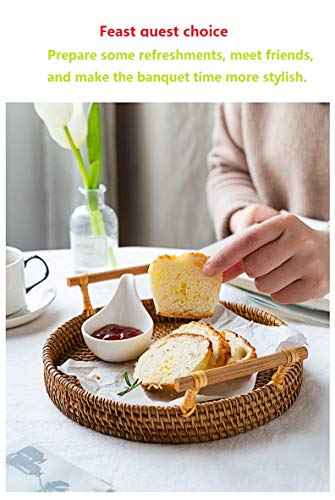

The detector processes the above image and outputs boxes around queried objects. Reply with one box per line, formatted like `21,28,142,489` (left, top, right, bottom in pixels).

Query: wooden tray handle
176,346,308,418
67,264,150,287
67,264,150,315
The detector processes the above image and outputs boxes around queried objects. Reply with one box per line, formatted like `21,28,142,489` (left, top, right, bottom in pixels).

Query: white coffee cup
6,246,49,316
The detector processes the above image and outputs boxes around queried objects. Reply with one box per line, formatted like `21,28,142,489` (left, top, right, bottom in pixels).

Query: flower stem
108,247,117,268
63,125,89,188
64,125,117,269
89,206,105,235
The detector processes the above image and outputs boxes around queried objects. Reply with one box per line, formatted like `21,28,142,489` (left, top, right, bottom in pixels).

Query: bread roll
148,252,221,318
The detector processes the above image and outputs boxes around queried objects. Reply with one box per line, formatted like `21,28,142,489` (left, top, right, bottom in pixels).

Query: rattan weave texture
43,299,303,444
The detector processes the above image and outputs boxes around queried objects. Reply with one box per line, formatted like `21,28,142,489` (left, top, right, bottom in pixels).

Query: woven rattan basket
43,299,304,444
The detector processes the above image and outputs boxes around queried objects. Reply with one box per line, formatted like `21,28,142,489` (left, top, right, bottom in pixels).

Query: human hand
204,213,329,304
230,203,279,233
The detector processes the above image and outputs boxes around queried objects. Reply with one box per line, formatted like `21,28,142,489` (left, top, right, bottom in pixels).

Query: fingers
221,260,245,282
254,232,329,301
271,279,315,304
253,205,280,223
243,235,294,278
204,212,328,303
203,215,286,277
254,256,301,294
230,204,279,233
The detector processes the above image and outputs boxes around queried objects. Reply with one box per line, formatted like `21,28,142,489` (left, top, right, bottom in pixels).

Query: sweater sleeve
206,103,260,239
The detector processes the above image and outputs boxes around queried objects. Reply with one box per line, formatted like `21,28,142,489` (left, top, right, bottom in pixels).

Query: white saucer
6,281,57,329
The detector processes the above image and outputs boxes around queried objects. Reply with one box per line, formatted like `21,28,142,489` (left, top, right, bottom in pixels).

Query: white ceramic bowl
82,274,153,362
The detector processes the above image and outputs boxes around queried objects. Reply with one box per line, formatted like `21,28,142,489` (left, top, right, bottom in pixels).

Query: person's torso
240,103,329,220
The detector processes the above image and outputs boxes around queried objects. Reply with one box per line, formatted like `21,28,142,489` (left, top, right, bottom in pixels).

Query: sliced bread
221,330,256,364
172,321,231,368
148,252,222,319
134,333,212,392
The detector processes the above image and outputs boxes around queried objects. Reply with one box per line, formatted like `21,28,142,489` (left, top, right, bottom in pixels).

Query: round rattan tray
43,299,303,444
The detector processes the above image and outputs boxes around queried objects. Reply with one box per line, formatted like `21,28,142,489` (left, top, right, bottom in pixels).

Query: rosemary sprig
117,372,142,396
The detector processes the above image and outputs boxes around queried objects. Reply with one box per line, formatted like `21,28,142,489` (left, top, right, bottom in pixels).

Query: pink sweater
206,103,329,238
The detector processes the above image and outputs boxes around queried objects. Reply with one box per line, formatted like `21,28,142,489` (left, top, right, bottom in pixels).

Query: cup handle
24,255,50,293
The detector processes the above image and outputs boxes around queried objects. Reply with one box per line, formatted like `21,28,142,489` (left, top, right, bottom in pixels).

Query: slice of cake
148,252,222,318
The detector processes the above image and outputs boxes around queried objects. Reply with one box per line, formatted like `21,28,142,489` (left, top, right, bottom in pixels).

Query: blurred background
6,103,216,251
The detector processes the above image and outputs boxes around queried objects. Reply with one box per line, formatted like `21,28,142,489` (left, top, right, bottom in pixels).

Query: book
6,433,113,492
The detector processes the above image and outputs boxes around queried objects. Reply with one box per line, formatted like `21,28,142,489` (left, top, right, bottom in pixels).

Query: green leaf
124,372,131,387
117,388,130,397
87,103,103,188
88,160,101,190
117,373,142,396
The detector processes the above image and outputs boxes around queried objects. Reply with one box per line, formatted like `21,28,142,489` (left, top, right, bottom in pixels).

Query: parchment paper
59,304,307,407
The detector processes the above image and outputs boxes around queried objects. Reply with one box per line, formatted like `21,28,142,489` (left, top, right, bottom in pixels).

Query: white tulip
34,103,74,127
37,103,88,150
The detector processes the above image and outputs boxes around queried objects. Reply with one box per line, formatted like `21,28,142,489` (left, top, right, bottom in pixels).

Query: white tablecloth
6,248,330,492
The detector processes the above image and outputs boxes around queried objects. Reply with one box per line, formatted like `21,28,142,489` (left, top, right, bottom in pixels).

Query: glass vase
69,184,118,273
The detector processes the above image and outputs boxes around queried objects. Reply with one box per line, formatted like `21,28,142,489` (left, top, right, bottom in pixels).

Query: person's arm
206,103,260,239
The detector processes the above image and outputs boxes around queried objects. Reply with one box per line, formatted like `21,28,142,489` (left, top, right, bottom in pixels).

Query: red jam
91,323,143,341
